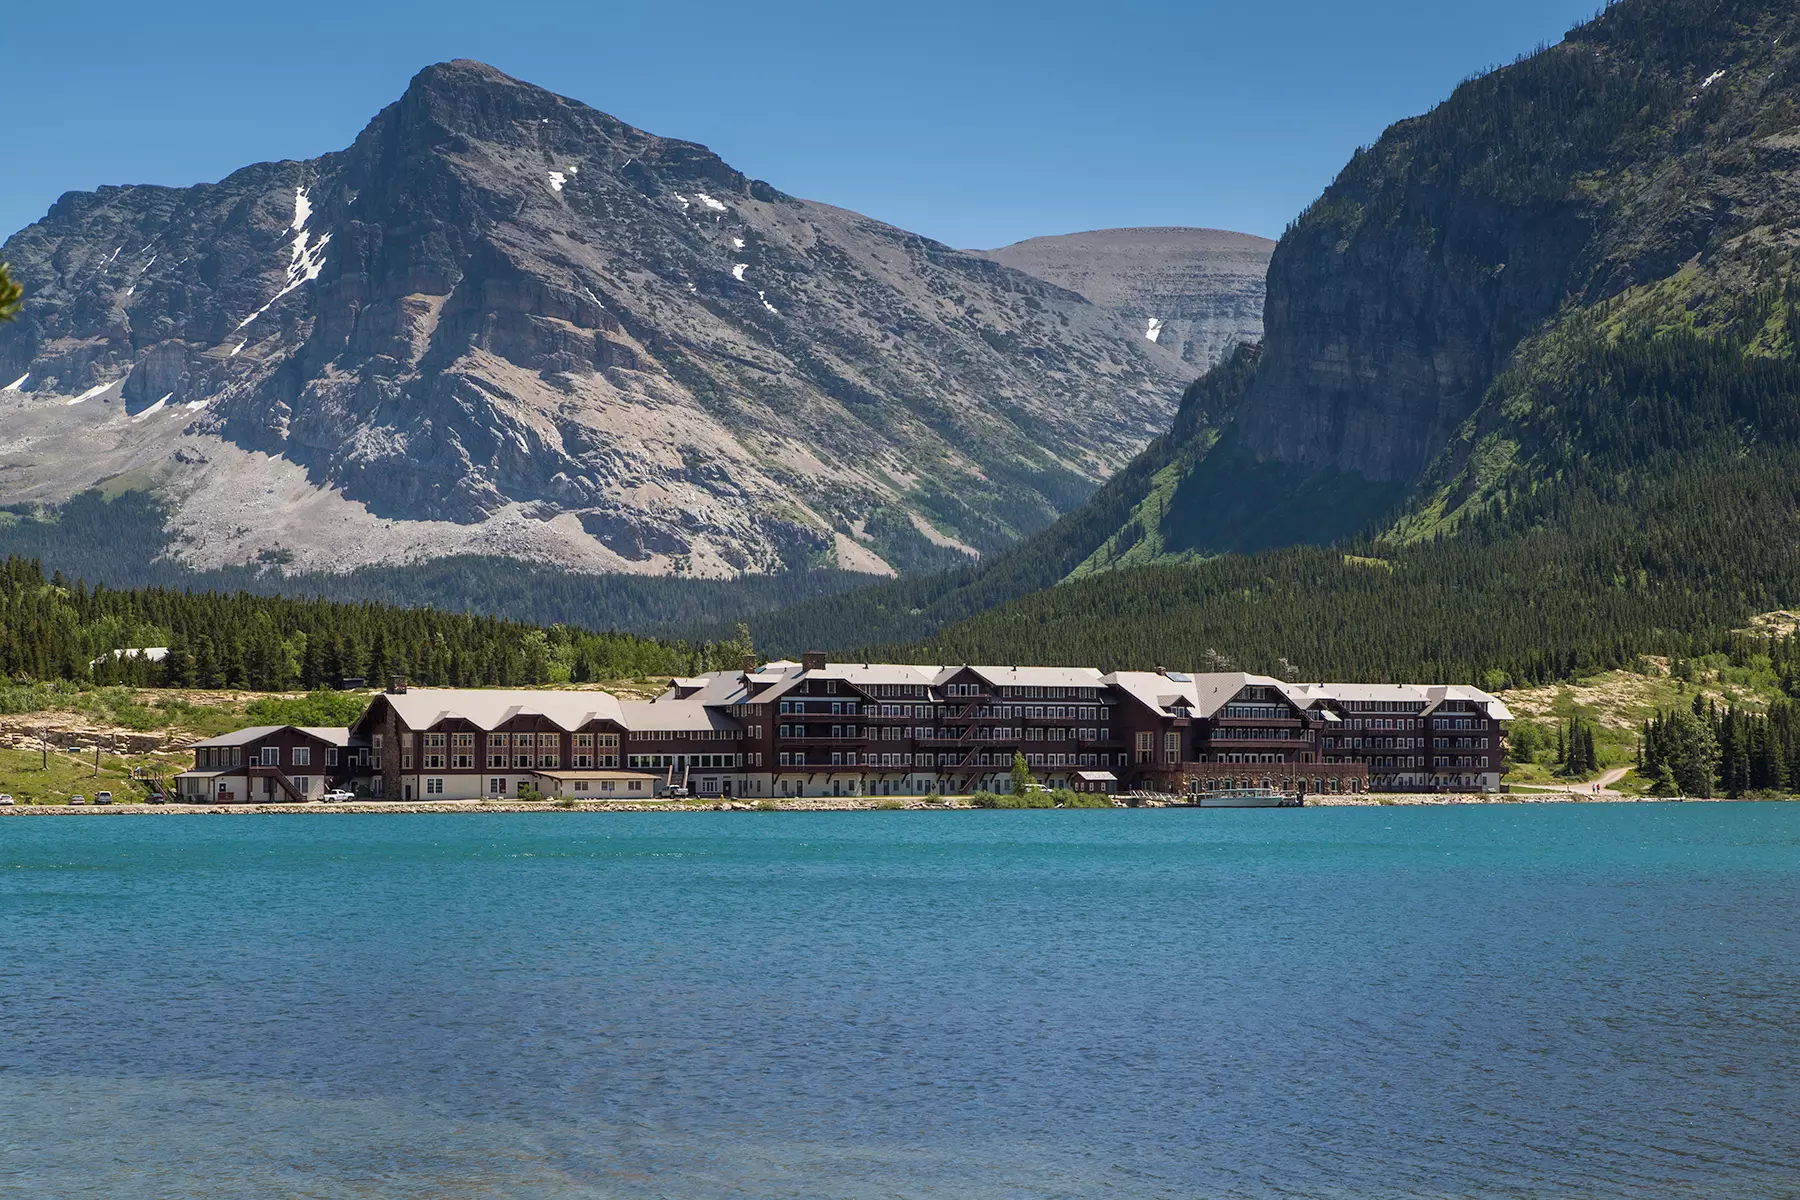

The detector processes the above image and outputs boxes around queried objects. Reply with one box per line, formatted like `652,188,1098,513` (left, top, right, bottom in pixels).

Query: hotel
176,653,1512,802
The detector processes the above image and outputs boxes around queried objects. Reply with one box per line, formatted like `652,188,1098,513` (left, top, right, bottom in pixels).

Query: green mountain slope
745,0,1800,677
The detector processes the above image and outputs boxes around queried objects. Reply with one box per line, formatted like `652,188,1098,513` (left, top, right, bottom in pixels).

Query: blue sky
4,0,1601,249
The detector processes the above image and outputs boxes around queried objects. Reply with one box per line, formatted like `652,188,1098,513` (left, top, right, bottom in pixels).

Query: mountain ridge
734,0,1800,682
0,60,1266,586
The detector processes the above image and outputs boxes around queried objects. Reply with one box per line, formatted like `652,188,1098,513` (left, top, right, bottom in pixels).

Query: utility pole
94,737,102,778
37,727,47,770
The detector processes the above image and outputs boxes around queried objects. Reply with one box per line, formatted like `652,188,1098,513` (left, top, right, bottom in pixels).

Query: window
490,777,506,795
292,776,311,795
325,748,338,766
574,781,589,793
291,747,311,767
260,746,279,766
1164,731,1180,762
453,733,475,750
514,754,534,769
425,777,444,795
424,733,446,749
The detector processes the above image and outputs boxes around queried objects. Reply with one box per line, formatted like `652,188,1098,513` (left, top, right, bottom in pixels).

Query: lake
2,803,1797,1198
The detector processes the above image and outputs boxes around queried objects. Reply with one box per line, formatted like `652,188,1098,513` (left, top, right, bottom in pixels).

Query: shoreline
0,792,1745,815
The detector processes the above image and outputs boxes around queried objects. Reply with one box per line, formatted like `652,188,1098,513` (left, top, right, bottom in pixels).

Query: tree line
1641,694,1800,798
0,556,752,691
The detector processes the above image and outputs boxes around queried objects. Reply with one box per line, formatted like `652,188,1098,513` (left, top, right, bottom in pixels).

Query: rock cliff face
1230,0,1800,488
979,228,1271,373
1078,0,1800,561
0,61,1195,577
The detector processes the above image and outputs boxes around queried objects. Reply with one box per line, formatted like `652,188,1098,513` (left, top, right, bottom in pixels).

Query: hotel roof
372,689,627,732
189,725,353,748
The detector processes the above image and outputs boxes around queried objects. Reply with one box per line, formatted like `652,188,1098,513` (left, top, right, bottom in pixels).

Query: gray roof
376,688,627,732
617,698,742,733
1283,682,1514,721
190,726,286,748
1105,671,1292,719
191,725,354,749
956,665,1106,690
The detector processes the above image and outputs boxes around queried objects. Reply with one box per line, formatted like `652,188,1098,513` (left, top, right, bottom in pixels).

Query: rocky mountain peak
0,64,1260,583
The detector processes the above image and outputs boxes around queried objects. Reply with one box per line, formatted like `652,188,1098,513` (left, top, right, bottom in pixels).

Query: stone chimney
387,674,409,695
741,655,757,675
801,650,828,672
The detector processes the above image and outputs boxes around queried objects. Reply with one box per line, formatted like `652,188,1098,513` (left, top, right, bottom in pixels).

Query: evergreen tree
1010,752,1035,797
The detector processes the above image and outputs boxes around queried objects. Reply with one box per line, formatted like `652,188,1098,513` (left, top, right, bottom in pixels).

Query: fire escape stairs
249,764,306,803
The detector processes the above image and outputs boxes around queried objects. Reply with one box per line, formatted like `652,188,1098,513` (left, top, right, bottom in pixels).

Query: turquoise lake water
2,803,1797,1198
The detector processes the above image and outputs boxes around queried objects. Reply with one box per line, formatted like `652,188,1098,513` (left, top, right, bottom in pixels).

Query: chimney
387,674,409,695
801,650,828,672
741,655,757,675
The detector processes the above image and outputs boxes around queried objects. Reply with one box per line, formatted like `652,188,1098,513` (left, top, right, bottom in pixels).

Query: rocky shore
0,791,1716,815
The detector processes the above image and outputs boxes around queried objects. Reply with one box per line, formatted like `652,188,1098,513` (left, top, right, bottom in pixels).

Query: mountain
741,0,1800,684
0,61,1203,583
977,228,1272,371
1089,0,1800,563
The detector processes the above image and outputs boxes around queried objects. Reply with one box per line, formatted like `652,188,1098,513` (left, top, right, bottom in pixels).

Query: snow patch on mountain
233,186,330,332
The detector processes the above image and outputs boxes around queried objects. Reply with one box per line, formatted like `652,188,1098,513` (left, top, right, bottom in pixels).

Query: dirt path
1593,766,1631,796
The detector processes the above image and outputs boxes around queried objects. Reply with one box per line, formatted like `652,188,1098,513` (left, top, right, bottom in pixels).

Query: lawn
0,744,189,805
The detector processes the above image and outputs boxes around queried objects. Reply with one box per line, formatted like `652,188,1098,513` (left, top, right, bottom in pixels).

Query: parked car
321,790,356,803
94,791,114,805
665,785,691,799
67,794,87,805
146,792,167,805
0,794,14,806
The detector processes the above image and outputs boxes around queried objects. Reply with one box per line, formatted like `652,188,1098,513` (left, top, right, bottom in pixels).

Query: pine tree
1010,752,1035,797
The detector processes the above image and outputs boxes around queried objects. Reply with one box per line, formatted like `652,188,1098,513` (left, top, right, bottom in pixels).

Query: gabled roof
1105,671,1292,719
617,698,742,733
190,725,354,748
190,726,287,748
1283,682,1513,721
372,689,627,732
956,665,1107,690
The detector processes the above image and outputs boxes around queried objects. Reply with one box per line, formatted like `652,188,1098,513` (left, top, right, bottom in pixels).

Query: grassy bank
1500,652,1793,794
